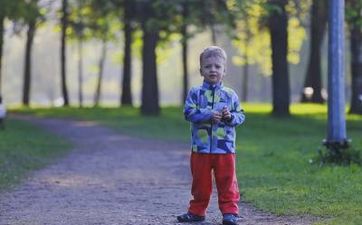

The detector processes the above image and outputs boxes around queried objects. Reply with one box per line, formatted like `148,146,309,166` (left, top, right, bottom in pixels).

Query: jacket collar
202,81,223,90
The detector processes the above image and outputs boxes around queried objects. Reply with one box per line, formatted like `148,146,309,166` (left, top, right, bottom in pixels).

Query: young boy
177,46,245,225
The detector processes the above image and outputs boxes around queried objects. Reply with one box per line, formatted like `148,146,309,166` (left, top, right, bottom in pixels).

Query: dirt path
0,116,318,225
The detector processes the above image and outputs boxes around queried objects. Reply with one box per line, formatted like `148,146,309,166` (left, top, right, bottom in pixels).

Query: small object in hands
222,106,232,122
212,111,222,124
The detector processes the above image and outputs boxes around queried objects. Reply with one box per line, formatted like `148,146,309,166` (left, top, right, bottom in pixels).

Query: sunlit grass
0,119,70,190
11,103,362,224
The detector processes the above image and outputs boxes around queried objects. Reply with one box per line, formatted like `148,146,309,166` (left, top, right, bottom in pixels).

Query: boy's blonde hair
199,46,227,67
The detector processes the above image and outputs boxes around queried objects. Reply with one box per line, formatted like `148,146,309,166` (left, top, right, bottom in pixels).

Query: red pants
188,153,240,216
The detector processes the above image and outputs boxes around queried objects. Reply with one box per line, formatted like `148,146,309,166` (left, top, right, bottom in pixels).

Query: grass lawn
12,103,362,225
0,119,70,191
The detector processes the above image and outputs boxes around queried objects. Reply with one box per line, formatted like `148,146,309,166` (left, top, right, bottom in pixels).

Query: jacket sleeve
225,92,245,127
183,88,213,123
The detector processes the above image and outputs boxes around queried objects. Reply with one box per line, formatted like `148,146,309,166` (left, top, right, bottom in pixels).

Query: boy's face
200,56,226,85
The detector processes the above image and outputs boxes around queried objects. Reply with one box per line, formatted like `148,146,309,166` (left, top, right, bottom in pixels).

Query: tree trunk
0,16,4,100
210,24,217,45
242,17,251,102
181,1,189,103
140,2,160,116
268,0,290,116
301,0,327,103
22,20,36,106
121,0,133,106
94,39,107,107
61,0,69,106
77,38,83,107
141,29,160,115
181,30,189,104
349,24,362,114
242,62,249,102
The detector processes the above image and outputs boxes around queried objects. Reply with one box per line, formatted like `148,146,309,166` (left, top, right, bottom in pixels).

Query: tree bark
210,24,217,45
121,0,133,106
242,17,251,102
140,2,160,116
77,38,83,108
61,0,69,106
141,29,160,115
0,16,4,100
22,20,36,106
181,29,189,104
268,0,290,116
94,39,107,107
301,0,327,103
349,24,362,114
181,1,189,103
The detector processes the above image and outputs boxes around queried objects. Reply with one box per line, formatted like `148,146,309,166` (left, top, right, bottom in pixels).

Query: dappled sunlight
348,114,362,121
243,103,272,114
243,103,329,116
290,104,327,115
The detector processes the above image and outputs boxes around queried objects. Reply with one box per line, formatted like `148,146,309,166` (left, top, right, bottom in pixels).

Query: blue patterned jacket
184,81,245,154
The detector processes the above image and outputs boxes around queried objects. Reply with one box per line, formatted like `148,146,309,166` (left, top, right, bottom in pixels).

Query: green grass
0,119,71,190
11,104,362,225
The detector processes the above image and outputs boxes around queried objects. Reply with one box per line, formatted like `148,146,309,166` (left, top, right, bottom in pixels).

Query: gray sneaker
177,212,205,222
222,213,240,225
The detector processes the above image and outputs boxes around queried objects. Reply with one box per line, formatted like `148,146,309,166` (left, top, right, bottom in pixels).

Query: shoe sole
177,217,205,223
222,220,237,225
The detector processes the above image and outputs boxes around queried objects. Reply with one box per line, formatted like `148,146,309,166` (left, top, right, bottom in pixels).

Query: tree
20,0,48,106
300,0,327,103
80,0,120,107
180,0,189,103
140,1,160,115
121,0,135,106
68,0,88,107
231,0,309,105
0,0,18,102
0,14,5,103
60,0,70,106
22,17,36,106
178,0,235,103
346,0,362,114
138,0,185,115
267,0,290,116
94,38,107,106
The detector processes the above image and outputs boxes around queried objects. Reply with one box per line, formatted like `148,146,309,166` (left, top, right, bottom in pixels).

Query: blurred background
0,0,361,115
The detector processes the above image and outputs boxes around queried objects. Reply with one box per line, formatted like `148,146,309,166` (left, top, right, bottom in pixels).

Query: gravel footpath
0,116,318,225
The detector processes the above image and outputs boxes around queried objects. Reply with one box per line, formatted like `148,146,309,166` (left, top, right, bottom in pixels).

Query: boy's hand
222,106,232,122
211,111,222,124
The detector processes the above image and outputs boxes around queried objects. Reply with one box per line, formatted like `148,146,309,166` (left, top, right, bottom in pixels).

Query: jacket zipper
210,87,215,153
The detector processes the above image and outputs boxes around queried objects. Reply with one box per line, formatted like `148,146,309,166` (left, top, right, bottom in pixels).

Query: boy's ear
199,68,203,76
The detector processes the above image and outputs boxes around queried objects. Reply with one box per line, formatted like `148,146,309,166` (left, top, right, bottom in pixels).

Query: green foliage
12,103,362,224
67,0,120,42
346,0,362,27
15,0,50,27
0,0,24,20
231,0,310,75
0,119,70,190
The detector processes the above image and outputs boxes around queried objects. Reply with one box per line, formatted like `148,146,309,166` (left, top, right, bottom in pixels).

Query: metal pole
325,0,349,148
